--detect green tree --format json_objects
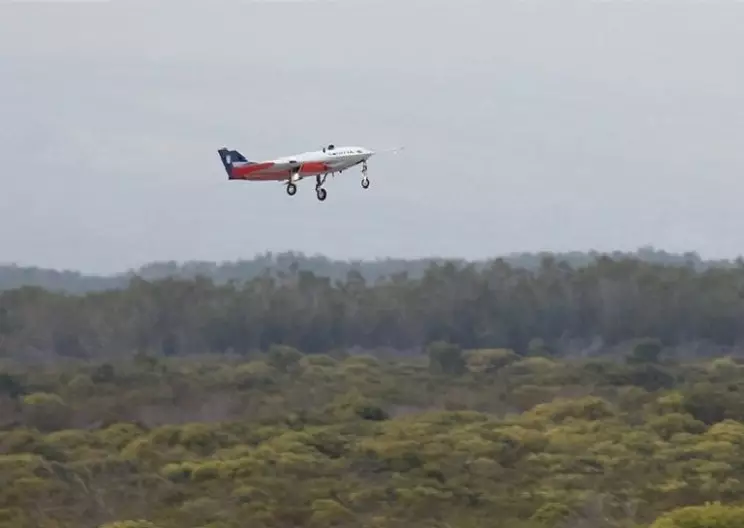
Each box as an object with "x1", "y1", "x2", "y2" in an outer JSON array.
[
  {"x1": 649, "y1": 503, "x2": 744, "y2": 528},
  {"x1": 427, "y1": 341, "x2": 466, "y2": 375},
  {"x1": 267, "y1": 344, "x2": 303, "y2": 372}
]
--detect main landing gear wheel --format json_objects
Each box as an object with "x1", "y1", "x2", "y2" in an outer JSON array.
[
  {"x1": 314, "y1": 174, "x2": 328, "y2": 201},
  {"x1": 286, "y1": 183, "x2": 297, "y2": 196}
]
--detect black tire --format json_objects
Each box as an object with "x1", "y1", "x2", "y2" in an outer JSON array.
[
  {"x1": 286, "y1": 183, "x2": 297, "y2": 196},
  {"x1": 361, "y1": 177, "x2": 370, "y2": 189},
  {"x1": 316, "y1": 188, "x2": 327, "y2": 201}
]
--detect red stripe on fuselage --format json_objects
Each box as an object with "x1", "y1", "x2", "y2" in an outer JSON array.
[
  {"x1": 231, "y1": 161, "x2": 331, "y2": 181},
  {"x1": 298, "y1": 162, "x2": 330, "y2": 174},
  {"x1": 231, "y1": 162, "x2": 275, "y2": 178}
]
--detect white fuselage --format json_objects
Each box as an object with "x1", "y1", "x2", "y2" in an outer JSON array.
[
  {"x1": 220, "y1": 144, "x2": 377, "y2": 185},
  {"x1": 273, "y1": 145, "x2": 374, "y2": 177}
]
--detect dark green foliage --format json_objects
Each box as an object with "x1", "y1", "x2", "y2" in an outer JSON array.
[
  {"x1": 92, "y1": 364, "x2": 116, "y2": 383},
  {"x1": 2, "y1": 255, "x2": 744, "y2": 360},
  {"x1": 628, "y1": 338, "x2": 664, "y2": 364},
  {"x1": 0, "y1": 373, "x2": 24, "y2": 399},
  {"x1": 266, "y1": 345, "x2": 303, "y2": 372},
  {"x1": 427, "y1": 341, "x2": 466, "y2": 375},
  {"x1": 354, "y1": 404, "x2": 388, "y2": 421}
]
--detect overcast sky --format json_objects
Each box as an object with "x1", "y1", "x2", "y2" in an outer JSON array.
[{"x1": 1, "y1": 0, "x2": 743, "y2": 273}]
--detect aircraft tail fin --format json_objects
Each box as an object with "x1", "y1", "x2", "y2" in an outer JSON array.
[{"x1": 217, "y1": 147, "x2": 254, "y2": 179}]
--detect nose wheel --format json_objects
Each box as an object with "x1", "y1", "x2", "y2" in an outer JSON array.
[
  {"x1": 286, "y1": 183, "x2": 297, "y2": 196},
  {"x1": 361, "y1": 162, "x2": 370, "y2": 189}
]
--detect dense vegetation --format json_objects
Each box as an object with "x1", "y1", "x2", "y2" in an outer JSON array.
[
  {"x1": 3, "y1": 252, "x2": 744, "y2": 360},
  {"x1": 3, "y1": 348, "x2": 744, "y2": 527},
  {"x1": 4, "y1": 250, "x2": 744, "y2": 527}
]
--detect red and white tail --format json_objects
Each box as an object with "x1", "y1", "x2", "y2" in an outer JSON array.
[{"x1": 217, "y1": 147, "x2": 255, "y2": 179}]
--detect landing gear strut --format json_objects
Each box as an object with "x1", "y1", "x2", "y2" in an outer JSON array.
[
  {"x1": 315, "y1": 174, "x2": 328, "y2": 201},
  {"x1": 361, "y1": 162, "x2": 370, "y2": 189}
]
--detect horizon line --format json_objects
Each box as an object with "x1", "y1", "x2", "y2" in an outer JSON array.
[{"x1": 0, "y1": 246, "x2": 740, "y2": 278}]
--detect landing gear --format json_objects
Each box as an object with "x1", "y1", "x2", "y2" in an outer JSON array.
[
  {"x1": 315, "y1": 174, "x2": 328, "y2": 201},
  {"x1": 286, "y1": 167, "x2": 301, "y2": 196},
  {"x1": 361, "y1": 162, "x2": 370, "y2": 189}
]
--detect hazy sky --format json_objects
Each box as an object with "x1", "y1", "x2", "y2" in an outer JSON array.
[{"x1": 2, "y1": 0, "x2": 744, "y2": 273}]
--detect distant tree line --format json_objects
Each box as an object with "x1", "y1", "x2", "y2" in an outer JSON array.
[
  {"x1": 1, "y1": 246, "x2": 738, "y2": 294},
  {"x1": 2, "y1": 254, "x2": 744, "y2": 361}
]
